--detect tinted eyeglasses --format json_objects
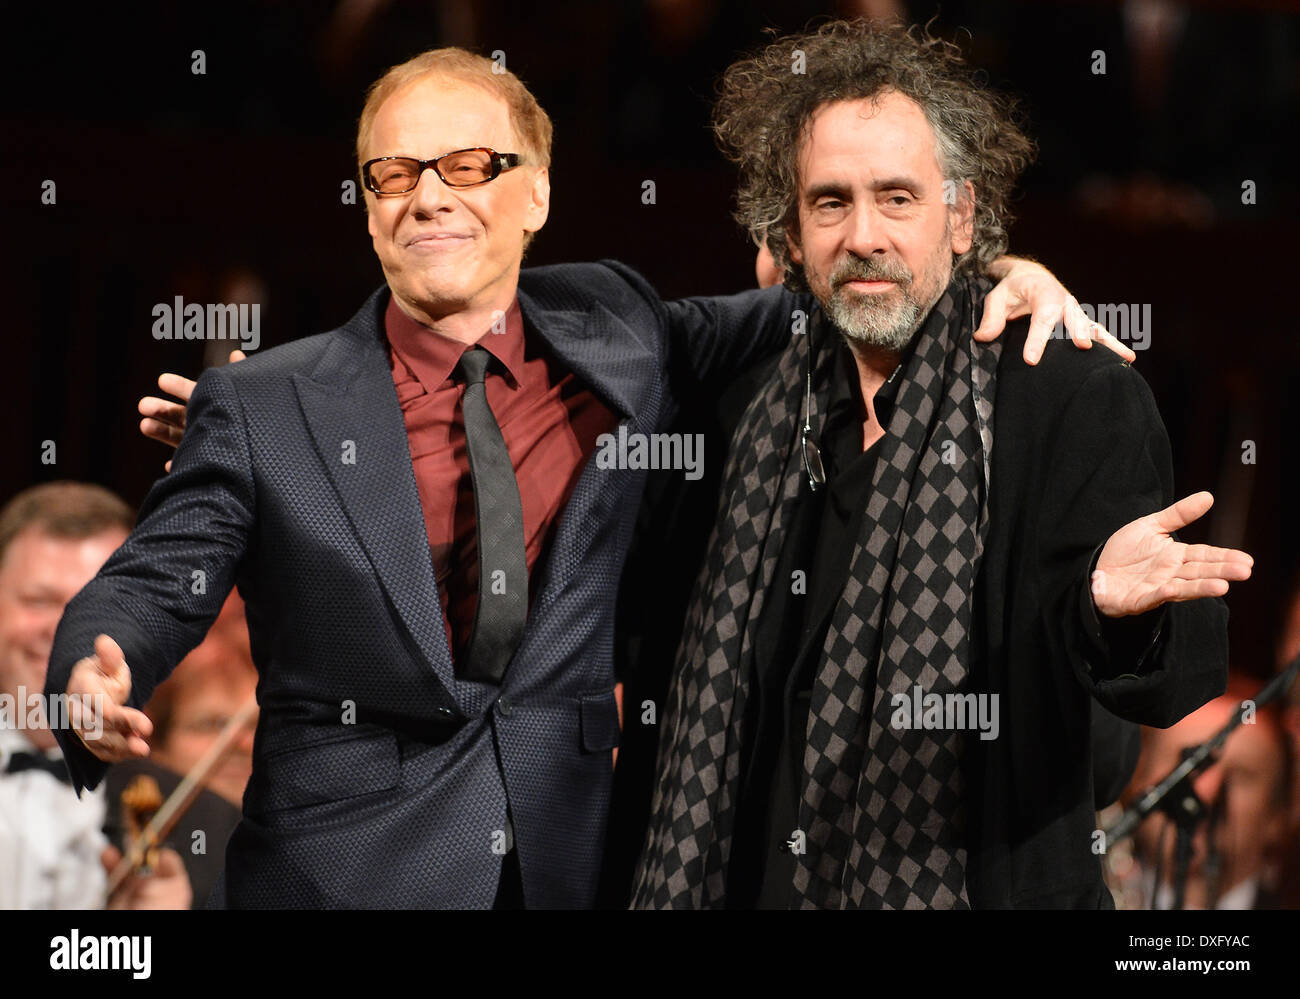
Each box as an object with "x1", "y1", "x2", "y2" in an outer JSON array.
[{"x1": 362, "y1": 147, "x2": 523, "y2": 194}]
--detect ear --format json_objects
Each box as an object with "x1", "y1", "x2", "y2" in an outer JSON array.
[
  {"x1": 949, "y1": 179, "x2": 975, "y2": 255},
  {"x1": 523, "y1": 167, "x2": 550, "y2": 234},
  {"x1": 786, "y1": 225, "x2": 804, "y2": 267}
]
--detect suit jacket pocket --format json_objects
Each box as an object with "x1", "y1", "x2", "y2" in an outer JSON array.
[
  {"x1": 248, "y1": 729, "x2": 401, "y2": 814},
  {"x1": 580, "y1": 690, "x2": 621, "y2": 753}
]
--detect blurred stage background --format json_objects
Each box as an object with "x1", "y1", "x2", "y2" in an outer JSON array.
[{"x1": 3, "y1": 0, "x2": 1297, "y2": 678}]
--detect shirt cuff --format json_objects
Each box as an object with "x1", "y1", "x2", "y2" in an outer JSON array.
[{"x1": 1079, "y1": 543, "x2": 1167, "y2": 681}]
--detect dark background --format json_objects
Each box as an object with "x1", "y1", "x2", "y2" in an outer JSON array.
[{"x1": 3, "y1": 0, "x2": 1297, "y2": 868}]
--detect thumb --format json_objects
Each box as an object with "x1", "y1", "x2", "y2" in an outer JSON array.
[
  {"x1": 92, "y1": 634, "x2": 132, "y2": 699},
  {"x1": 229, "y1": 349, "x2": 247, "y2": 364},
  {"x1": 1151, "y1": 491, "x2": 1214, "y2": 534}
]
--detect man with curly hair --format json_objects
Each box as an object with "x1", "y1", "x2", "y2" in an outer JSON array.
[{"x1": 633, "y1": 20, "x2": 1252, "y2": 910}]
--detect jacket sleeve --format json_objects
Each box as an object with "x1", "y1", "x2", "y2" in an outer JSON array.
[
  {"x1": 1035, "y1": 361, "x2": 1228, "y2": 728},
  {"x1": 45, "y1": 366, "x2": 256, "y2": 794},
  {"x1": 596, "y1": 259, "x2": 796, "y2": 388}
]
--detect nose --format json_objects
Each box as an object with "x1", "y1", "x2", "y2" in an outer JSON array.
[
  {"x1": 842, "y1": 201, "x2": 890, "y2": 259},
  {"x1": 408, "y1": 164, "x2": 458, "y2": 217}
]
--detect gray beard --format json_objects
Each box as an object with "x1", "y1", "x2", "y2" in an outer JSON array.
[{"x1": 824, "y1": 285, "x2": 926, "y2": 352}]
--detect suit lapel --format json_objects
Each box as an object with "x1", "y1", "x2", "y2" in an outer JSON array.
[
  {"x1": 515, "y1": 288, "x2": 655, "y2": 422},
  {"x1": 292, "y1": 287, "x2": 458, "y2": 695},
  {"x1": 515, "y1": 282, "x2": 659, "y2": 616}
]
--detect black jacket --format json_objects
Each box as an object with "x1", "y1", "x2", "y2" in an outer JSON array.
[
  {"x1": 967, "y1": 318, "x2": 1226, "y2": 907},
  {"x1": 606, "y1": 313, "x2": 1224, "y2": 909}
]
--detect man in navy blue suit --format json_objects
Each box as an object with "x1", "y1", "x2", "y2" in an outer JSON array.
[{"x1": 46, "y1": 47, "x2": 1117, "y2": 908}]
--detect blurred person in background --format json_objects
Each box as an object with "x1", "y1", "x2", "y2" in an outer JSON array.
[
  {"x1": 103, "y1": 591, "x2": 255, "y2": 908},
  {"x1": 145, "y1": 592, "x2": 257, "y2": 808},
  {"x1": 1118, "y1": 674, "x2": 1295, "y2": 909},
  {"x1": 0, "y1": 481, "x2": 190, "y2": 909}
]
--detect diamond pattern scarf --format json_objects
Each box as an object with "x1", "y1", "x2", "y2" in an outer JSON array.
[{"x1": 632, "y1": 275, "x2": 999, "y2": 909}]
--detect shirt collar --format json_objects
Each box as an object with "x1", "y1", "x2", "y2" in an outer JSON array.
[
  {"x1": 384, "y1": 294, "x2": 527, "y2": 393},
  {"x1": 0, "y1": 726, "x2": 55, "y2": 766}
]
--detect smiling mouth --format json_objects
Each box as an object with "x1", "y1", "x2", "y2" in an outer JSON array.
[{"x1": 407, "y1": 233, "x2": 473, "y2": 248}]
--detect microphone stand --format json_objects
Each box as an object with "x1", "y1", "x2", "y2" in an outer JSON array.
[{"x1": 1103, "y1": 652, "x2": 1299, "y2": 908}]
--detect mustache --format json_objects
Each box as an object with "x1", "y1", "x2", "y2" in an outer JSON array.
[{"x1": 830, "y1": 256, "x2": 912, "y2": 287}]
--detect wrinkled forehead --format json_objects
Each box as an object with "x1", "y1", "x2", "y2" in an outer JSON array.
[
  {"x1": 796, "y1": 93, "x2": 944, "y2": 190},
  {"x1": 368, "y1": 74, "x2": 520, "y2": 159}
]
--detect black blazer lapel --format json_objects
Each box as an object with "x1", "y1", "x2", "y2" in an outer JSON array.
[
  {"x1": 515, "y1": 285, "x2": 660, "y2": 613},
  {"x1": 292, "y1": 288, "x2": 458, "y2": 695},
  {"x1": 516, "y1": 288, "x2": 656, "y2": 422}
]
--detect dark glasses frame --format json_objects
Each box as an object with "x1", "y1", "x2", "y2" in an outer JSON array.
[{"x1": 362, "y1": 147, "x2": 524, "y2": 193}]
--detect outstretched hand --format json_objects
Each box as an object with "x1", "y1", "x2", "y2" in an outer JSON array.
[
  {"x1": 1092, "y1": 492, "x2": 1253, "y2": 618},
  {"x1": 974, "y1": 256, "x2": 1137, "y2": 366},
  {"x1": 66, "y1": 634, "x2": 153, "y2": 763},
  {"x1": 138, "y1": 349, "x2": 246, "y2": 470}
]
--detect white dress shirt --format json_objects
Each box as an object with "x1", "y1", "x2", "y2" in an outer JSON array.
[{"x1": 0, "y1": 728, "x2": 107, "y2": 908}]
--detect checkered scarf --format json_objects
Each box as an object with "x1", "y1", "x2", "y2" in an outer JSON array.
[{"x1": 632, "y1": 276, "x2": 999, "y2": 909}]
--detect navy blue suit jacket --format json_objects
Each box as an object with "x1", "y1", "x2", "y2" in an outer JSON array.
[{"x1": 47, "y1": 261, "x2": 797, "y2": 908}]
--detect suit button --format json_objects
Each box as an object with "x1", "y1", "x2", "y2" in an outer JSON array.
[
  {"x1": 437, "y1": 707, "x2": 454, "y2": 718},
  {"x1": 497, "y1": 697, "x2": 514, "y2": 717}
]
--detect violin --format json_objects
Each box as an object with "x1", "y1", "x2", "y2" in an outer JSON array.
[{"x1": 108, "y1": 698, "x2": 257, "y2": 896}]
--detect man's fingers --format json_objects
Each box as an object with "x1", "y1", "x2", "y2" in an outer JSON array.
[
  {"x1": 1061, "y1": 296, "x2": 1094, "y2": 350},
  {"x1": 137, "y1": 395, "x2": 186, "y2": 424},
  {"x1": 1151, "y1": 491, "x2": 1214, "y2": 533},
  {"x1": 118, "y1": 705, "x2": 153, "y2": 741},
  {"x1": 973, "y1": 285, "x2": 1010, "y2": 341},
  {"x1": 139, "y1": 417, "x2": 184, "y2": 447},
  {"x1": 1175, "y1": 560, "x2": 1255, "y2": 582},
  {"x1": 229, "y1": 349, "x2": 247, "y2": 363},
  {"x1": 157, "y1": 372, "x2": 197, "y2": 404},
  {"x1": 1092, "y1": 326, "x2": 1136, "y2": 363},
  {"x1": 89, "y1": 699, "x2": 151, "y2": 741},
  {"x1": 75, "y1": 722, "x2": 149, "y2": 763},
  {"x1": 1023, "y1": 303, "x2": 1064, "y2": 366},
  {"x1": 1156, "y1": 578, "x2": 1232, "y2": 604},
  {"x1": 1180, "y1": 543, "x2": 1254, "y2": 572}
]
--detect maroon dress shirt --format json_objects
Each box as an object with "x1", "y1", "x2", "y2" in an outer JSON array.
[{"x1": 385, "y1": 295, "x2": 617, "y2": 658}]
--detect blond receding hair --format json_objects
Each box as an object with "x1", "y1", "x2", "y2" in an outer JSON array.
[{"x1": 355, "y1": 48, "x2": 553, "y2": 182}]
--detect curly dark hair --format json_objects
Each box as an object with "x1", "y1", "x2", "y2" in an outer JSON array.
[{"x1": 713, "y1": 19, "x2": 1036, "y2": 290}]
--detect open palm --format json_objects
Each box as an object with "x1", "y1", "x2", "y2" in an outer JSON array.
[{"x1": 1092, "y1": 492, "x2": 1253, "y2": 618}]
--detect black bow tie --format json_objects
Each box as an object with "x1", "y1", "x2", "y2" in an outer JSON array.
[{"x1": 4, "y1": 750, "x2": 71, "y2": 784}]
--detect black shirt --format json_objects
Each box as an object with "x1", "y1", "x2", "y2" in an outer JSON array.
[{"x1": 727, "y1": 341, "x2": 886, "y2": 909}]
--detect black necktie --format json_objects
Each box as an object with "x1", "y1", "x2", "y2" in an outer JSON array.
[
  {"x1": 455, "y1": 346, "x2": 528, "y2": 684},
  {"x1": 4, "y1": 750, "x2": 71, "y2": 784}
]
